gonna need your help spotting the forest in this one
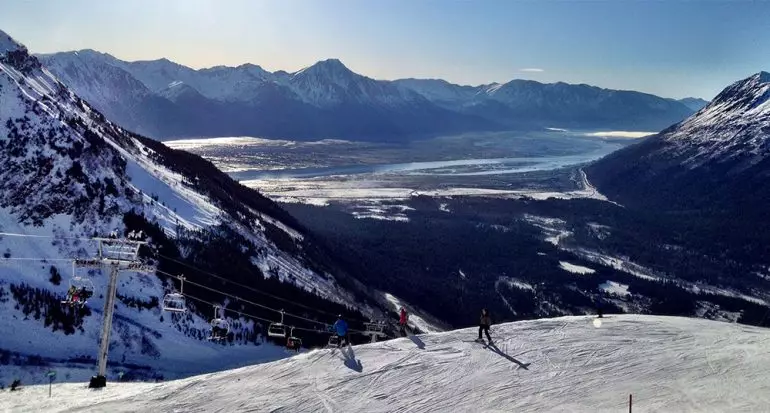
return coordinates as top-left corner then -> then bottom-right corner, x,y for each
284,194 -> 770,329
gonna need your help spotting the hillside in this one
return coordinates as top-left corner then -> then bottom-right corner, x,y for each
2,315 -> 769,412
37,49 -> 698,141
586,72 -> 770,255
584,71 -> 770,309
0,29 -> 387,382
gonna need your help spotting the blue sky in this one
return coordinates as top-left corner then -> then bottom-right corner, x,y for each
1,0 -> 769,99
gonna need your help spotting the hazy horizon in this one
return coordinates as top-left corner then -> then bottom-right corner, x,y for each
3,0 -> 770,99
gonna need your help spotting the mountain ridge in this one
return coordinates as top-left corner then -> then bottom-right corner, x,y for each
585,70 -> 770,273
36,47 -> 701,141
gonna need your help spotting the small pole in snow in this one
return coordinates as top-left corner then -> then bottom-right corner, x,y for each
47,370 -> 56,398
629,394 -> 632,413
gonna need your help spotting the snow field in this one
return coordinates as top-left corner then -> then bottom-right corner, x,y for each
2,315 -> 769,412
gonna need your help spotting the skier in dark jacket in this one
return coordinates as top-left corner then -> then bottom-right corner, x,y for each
333,315 -> 349,347
478,308 -> 492,343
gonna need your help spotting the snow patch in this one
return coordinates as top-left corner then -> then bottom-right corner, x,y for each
559,261 -> 596,275
583,131 -> 655,139
599,280 -> 630,296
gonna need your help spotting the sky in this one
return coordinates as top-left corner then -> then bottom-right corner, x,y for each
1,0 -> 769,99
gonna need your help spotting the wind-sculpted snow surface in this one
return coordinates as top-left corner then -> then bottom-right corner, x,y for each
3,315 -> 770,412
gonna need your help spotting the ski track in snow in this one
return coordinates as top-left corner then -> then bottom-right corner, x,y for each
3,315 -> 770,413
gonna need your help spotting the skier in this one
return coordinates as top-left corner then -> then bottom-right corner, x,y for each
78,286 -> 91,304
596,297 -> 604,318
71,288 -> 80,306
211,326 -> 226,340
333,315 -> 348,348
478,308 -> 492,344
66,285 -> 76,303
399,307 -> 409,337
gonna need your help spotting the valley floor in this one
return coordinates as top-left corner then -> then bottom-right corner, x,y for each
2,315 -> 769,412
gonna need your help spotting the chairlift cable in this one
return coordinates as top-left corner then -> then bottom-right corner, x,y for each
156,253 -> 363,320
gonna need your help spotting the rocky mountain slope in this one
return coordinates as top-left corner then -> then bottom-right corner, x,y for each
0,29 -> 388,383
586,71 -> 770,290
587,71 -> 770,212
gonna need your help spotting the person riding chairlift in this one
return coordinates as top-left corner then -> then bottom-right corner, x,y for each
66,285 -> 76,303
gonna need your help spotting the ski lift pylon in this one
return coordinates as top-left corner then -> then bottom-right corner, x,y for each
267,309 -> 286,338
162,275 -> 186,313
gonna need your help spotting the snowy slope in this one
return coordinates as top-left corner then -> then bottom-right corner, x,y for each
587,71 -> 770,209
660,71 -> 770,166
3,315 -> 769,412
0,29 -> 372,381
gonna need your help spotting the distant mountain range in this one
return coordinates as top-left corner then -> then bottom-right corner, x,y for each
38,50 -> 706,141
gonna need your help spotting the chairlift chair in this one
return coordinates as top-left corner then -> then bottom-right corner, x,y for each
62,275 -> 95,306
365,321 -> 385,334
267,310 -> 287,338
286,327 -> 301,351
162,275 -> 187,313
327,335 -> 340,347
209,305 -> 230,340
69,276 -> 95,293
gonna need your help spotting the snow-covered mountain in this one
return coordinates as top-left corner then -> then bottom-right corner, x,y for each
0,29 -> 384,382
37,49 -> 700,141
3,315 -> 769,412
677,96 -> 710,111
394,78 -> 697,131
587,71 -> 770,209
37,51 -> 498,141
586,71 -> 770,286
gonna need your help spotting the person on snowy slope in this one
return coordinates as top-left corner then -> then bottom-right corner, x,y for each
478,308 -> 492,343
399,307 -> 409,337
333,315 -> 349,347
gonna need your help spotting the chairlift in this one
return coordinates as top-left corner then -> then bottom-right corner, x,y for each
209,305 -> 230,341
327,335 -> 341,348
267,310 -> 287,338
62,262 -> 95,306
365,321 -> 385,334
69,276 -> 95,293
162,275 -> 187,313
286,327 -> 301,351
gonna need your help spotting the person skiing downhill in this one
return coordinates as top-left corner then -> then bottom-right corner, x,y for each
399,307 -> 409,337
333,315 -> 349,347
478,308 -> 492,344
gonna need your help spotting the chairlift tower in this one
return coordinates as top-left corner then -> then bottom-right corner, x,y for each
79,236 -> 155,389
